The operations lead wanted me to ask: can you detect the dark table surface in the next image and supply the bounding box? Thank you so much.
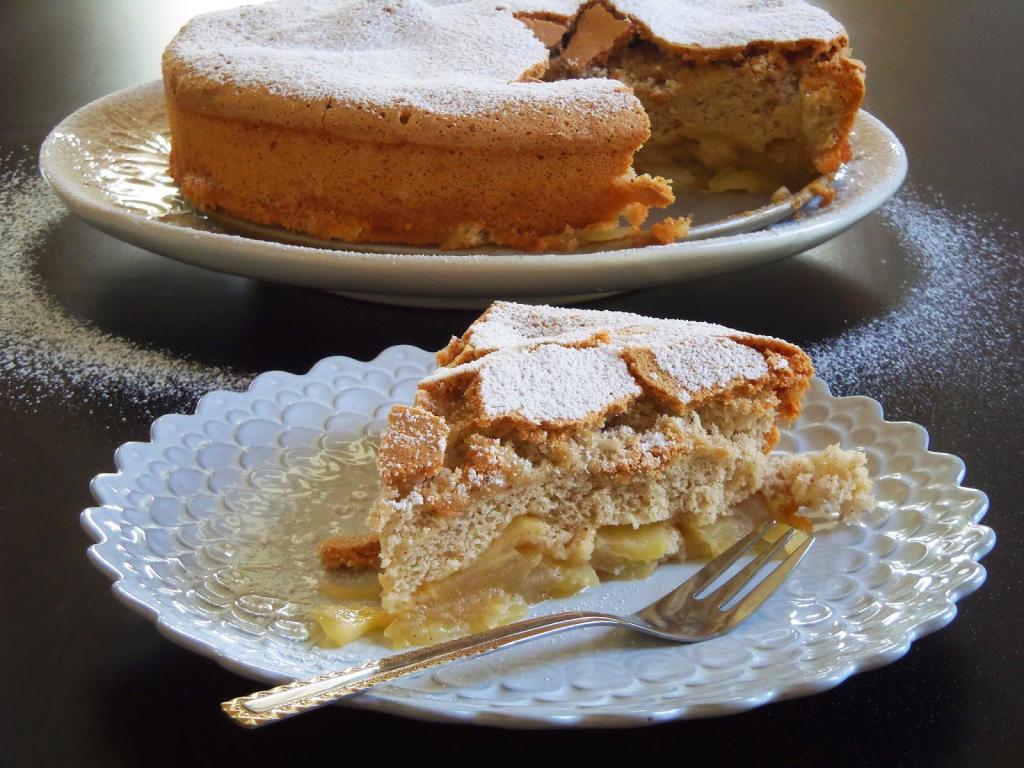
[2,1,1022,764]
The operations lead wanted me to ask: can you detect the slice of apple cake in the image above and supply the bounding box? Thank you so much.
[319,302,872,647]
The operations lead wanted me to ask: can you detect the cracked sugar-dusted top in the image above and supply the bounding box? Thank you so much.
[602,0,846,52]
[477,344,642,422]
[167,0,552,111]
[164,0,848,143]
[163,0,643,146]
[503,0,847,51]
[649,337,769,404]
[437,301,747,363]
[425,302,811,427]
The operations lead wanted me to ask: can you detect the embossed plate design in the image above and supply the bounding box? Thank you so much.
[82,346,994,728]
[41,81,907,307]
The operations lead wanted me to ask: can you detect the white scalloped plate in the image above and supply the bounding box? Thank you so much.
[83,346,994,728]
[41,81,907,307]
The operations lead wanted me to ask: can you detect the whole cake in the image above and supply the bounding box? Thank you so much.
[316,303,874,648]
[163,0,865,250]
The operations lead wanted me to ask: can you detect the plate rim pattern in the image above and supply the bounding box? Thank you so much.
[81,346,995,728]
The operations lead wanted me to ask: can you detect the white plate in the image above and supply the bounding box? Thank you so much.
[83,346,994,728]
[41,81,907,308]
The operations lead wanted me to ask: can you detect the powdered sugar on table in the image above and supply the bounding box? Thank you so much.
[0,154,251,415]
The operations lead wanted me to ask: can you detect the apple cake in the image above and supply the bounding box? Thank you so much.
[162,0,864,250]
[316,303,873,647]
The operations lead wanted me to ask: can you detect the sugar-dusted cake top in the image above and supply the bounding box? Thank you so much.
[164,0,849,128]
[423,302,811,428]
[163,0,631,118]
[506,0,847,52]
[475,344,643,422]
[438,300,746,357]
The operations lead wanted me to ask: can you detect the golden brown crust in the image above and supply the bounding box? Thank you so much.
[378,405,449,495]
[730,336,814,419]
[165,95,676,250]
[430,305,814,426]
[319,534,381,570]
[517,16,569,47]
[802,55,867,174]
[435,337,469,368]
[622,340,812,420]
[162,76,648,152]
[619,345,686,409]
[561,2,634,69]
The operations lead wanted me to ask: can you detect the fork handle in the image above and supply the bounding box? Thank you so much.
[221,610,620,728]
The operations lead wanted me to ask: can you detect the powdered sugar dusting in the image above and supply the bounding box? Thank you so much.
[468,301,739,351]
[167,0,846,119]
[0,153,251,416]
[167,0,631,117]
[651,337,768,404]
[508,0,847,49]
[478,344,641,422]
[808,185,1023,421]
[452,302,785,423]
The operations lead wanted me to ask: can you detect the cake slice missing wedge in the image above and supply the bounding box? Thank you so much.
[318,303,872,647]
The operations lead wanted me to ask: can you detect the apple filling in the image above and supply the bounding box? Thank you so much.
[310,515,699,648]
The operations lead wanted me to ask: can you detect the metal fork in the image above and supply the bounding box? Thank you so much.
[222,522,812,728]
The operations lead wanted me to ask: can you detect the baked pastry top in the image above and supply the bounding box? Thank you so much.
[163,0,643,146]
[420,300,811,429]
[163,0,864,250]
[164,0,848,135]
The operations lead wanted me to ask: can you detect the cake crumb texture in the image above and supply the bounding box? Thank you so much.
[368,303,823,612]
